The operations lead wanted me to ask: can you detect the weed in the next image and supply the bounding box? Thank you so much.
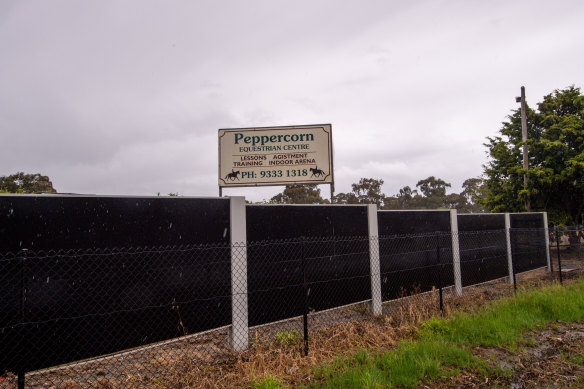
[274,329,302,347]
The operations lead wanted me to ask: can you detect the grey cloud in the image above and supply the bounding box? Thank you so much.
[1,0,583,200]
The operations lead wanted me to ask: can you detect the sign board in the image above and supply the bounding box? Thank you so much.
[218,124,333,188]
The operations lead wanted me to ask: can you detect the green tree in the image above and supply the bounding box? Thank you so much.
[414,176,451,209]
[460,177,485,213]
[332,191,359,204]
[333,178,386,206]
[351,178,385,206]
[482,86,584,225]
[391,185,420,209]
[270,184,327,204]
[443,193,468,210]
[416,176,451,198]
[0,172,57,193]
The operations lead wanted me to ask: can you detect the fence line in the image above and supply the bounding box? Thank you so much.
[1,223,578,388]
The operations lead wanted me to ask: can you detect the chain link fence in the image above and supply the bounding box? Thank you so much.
[0,227,576,388]
[549,225,584,284]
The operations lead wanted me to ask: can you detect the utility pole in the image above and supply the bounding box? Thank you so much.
[516,86,530,211]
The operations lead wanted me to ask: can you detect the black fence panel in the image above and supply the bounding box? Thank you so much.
[0,195,231,251]
[378,232,454,301]
[0,196,231,374]
[246,205,368,240]
[510,213,547,273]
[246,205,369,326]
[377,211,453,301]
[458,214,508,286]
[0,245,232,375]
[377,210,451,235]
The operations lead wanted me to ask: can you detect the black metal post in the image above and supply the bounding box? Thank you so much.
[436,235,443,313]
[556,227,563,284]
[18,250,27,389]
[301,237,309,356]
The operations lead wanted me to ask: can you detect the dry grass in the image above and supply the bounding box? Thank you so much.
[146,280,526,388]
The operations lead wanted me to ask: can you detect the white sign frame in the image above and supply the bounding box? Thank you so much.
[218,124,334,193]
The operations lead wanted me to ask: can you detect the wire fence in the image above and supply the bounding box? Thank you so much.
[549,225,584,284]
[0,227,580,388]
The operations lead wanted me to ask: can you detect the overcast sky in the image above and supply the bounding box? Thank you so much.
[1,0,583,201]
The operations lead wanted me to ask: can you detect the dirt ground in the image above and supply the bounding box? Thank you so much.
[440,321,584,388]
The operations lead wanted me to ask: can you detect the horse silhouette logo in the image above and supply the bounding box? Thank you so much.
[225,170,241,181]
[310,166,325,177]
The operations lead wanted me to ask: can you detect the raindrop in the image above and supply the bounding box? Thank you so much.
[223,228,228,238]
[46,277,50,284]
[169,222,173,229]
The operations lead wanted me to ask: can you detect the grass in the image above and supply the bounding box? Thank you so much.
[251,374,287,389]
[419,279,584,347]
[304,280,584,388]
[274,329,302,347]
[311,341,489,388]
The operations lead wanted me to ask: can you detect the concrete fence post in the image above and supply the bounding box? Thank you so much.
[543,212,551,271]
[367,205,382,315]
[450,209,462,296]
[505,213,514,285]
[229,196,248,351]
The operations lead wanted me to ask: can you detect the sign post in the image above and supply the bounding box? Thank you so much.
[218,124,334,196]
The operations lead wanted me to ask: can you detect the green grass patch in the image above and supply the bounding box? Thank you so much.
[419,280,584,348]
[274,329,302,347]
[250,374,287,389]
[312,341,488,388]
[309,280,584,388]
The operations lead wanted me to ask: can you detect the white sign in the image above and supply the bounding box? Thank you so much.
[218,124,333,188]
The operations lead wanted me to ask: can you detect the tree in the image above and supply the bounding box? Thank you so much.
[413,176,451,209]
[461,177,485,213]
[391,185,419,209]
[416,176,451,198]
[332,178,386,206]
[351,178,385,206]
[443,193,468,210]
[270,184,327,204]
[482,86,584,225]
[0,172,57,193]
[332,192,359,204]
